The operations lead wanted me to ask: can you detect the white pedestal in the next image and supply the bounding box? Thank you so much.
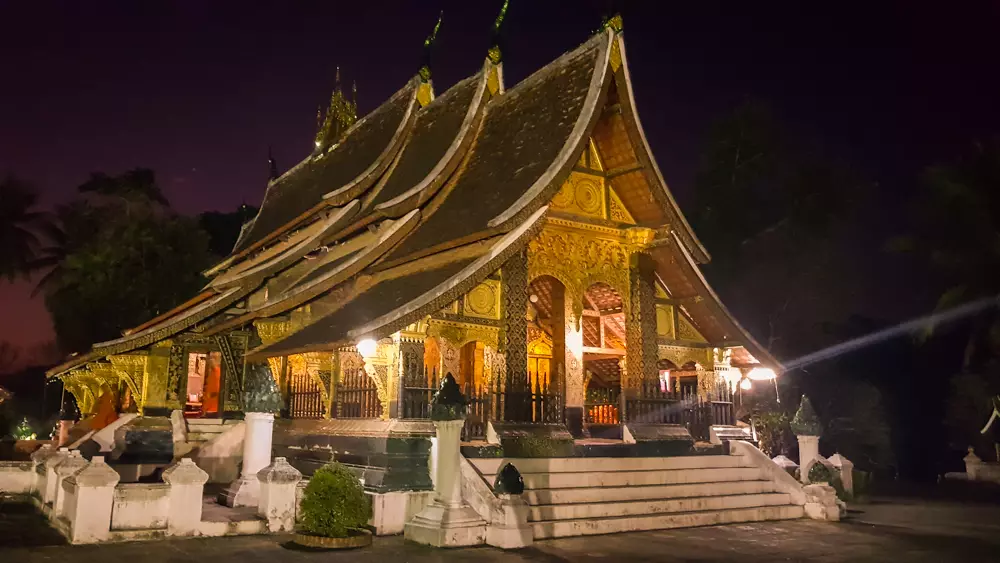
[163,458,210,536]
[220,412,273,507]
[405,419,486,547]
[486,494,533,549]
[797,435,820,483]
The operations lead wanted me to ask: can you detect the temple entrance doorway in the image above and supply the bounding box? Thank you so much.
[184,351,223,418]
[526,275,566,425]
[581,282,626,428]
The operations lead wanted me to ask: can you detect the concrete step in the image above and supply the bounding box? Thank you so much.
[530,504,805,539]
[186,432,221,443]
[187,418,227,426]
[529,492,792,521]
[524,479,781,505]
[471,455,745,476]
[507,466,764,490]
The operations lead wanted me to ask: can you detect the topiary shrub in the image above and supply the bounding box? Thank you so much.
[298,462,371,538]
[791,395,822,436]
[430,373,467,421]
[808,462,849,502]
[493,462,525,495]
[243,363,283,414]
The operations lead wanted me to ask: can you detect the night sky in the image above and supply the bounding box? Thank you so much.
[1,0,998,358]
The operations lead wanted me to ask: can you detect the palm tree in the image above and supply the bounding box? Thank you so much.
[0,175,55,281]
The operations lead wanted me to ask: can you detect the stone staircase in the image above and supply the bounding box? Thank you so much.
[185,418,238,448]
[468,453,803,539]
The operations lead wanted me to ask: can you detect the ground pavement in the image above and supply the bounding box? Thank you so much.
[4,492,1000,562]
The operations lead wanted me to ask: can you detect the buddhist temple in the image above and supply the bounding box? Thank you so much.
[44,14,804,538]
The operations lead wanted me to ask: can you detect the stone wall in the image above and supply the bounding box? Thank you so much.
[0,461,34,494]
[272,418,434,493]
[111,483,170,530]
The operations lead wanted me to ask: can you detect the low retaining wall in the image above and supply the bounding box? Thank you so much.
[111,483,170,530]
[0,461,34,494]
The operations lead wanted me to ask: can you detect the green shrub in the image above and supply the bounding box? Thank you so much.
[808,462,850,502]
[243,363,282,414]
[791,395,822,436]
[298,463,371,538]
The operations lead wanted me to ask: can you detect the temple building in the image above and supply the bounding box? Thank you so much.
[45,16,799,537]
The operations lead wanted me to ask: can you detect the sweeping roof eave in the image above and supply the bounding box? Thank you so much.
[368,70,489,216]
[46,285,248,377]
[382,31,613,266]
[612,34,710,264]
[245,205,549,361]
[227,76,421,258]
[658,231,783,372]
[208,200,361,290]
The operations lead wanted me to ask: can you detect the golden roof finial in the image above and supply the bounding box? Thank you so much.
[419,11,443,82]
[601,11,623,33]
[314,66,358,152]
[488,0,509,64]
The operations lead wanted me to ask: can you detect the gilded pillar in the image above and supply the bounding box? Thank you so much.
[359,338,397,420]
[625,252,658,413]
[437,338,461,382]
[562,296,586,437]
[394,329,426,419]
[501,249,530,422]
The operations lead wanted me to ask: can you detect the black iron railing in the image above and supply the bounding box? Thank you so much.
[288,368,324,419]
[625,378,734,441]
[337,367,381,419]
[402,366,439,420]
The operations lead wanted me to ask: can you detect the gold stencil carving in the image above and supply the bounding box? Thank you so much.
[527,221,630,312]
[677,314,707,343]
[610,38,622,72]
[549,172,606,220]
[608,186,635,224]
[427,319,500,349]
[463,279,501,319]
[658,345,712,369]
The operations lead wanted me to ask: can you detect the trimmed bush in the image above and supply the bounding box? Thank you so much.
[808,462,850,502]
[791,395,822,436]
[298,463,371,538]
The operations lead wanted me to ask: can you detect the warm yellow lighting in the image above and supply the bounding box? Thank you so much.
[747,367,777,381]
[739,378,753,391]
[356,338,378,358]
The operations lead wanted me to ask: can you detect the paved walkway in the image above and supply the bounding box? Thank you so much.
[4,496,1000,562]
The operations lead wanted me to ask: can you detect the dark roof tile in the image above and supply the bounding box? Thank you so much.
[368,73,483,210]
[253,259,474,356]
[383,35,605,262]
[234,80,417,252]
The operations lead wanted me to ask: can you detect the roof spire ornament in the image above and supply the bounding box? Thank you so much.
[314,66,358,153]
[599,1,623,34]
[267,146,278,181]
[419,11,443,82]
[488,0,509,64]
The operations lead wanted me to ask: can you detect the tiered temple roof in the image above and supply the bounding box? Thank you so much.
[48,23,780,379]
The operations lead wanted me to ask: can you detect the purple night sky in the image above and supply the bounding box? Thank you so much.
[1,1,998,359]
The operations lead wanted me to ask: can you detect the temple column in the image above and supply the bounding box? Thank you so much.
[501,249,530,422]
[624,252,658,421]
[359,338,397,420]
[394,330,426,419]
[562,297,586,437]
